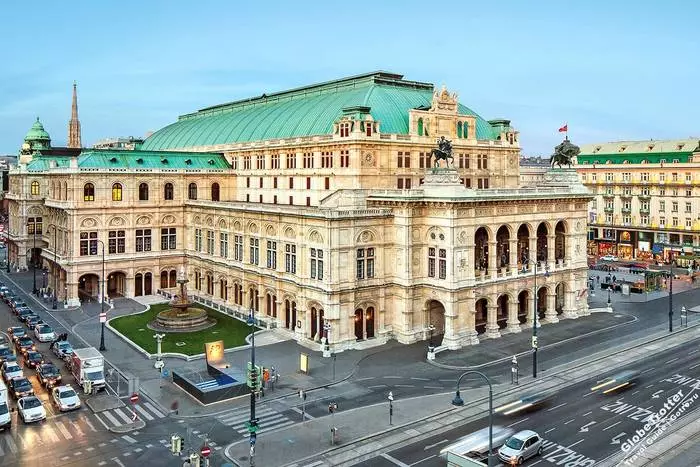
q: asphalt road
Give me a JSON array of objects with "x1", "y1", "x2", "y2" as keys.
[{"x1": 351, "y1": 337, "x2": 700, "y2": 467}]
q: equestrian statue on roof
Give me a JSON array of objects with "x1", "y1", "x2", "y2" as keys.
[
  {"x1": 550, "y1": 137, "x2": 580, "y2": 168},
  {"x1": 430, "y1": 136, "x2": 454, "y2": 168}
]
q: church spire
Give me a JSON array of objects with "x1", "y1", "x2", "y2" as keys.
[{"x1": 68, "y1": 81, "x2": 82, "y2": 148}]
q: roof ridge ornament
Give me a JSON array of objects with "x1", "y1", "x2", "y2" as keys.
[{"x1": 431, "y1": 85, "x2": 458, "y2": 113}]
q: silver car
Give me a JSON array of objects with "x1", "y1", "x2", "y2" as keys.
[{"x1": 497, "y1": 429, "x2": 543, "y2": 464}]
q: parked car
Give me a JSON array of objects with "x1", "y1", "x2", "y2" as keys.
[
  {"x1": 34, "y1": 324, "x2": 56, "y2": 343},
  {"x1": 17, "y1": 309, "x2": 33, "y2": 322},
  {"x1": 51, "y1": 385, "x2": 81, "y2": 412},
  {"x1": 600, "y1": 255, "x2": 619, "y2": 262},
  {"x1": 498, "y1": 430, "x2": 543, "y2": 464},
  {"x1": 17, "y1": 396, "x2": 46, "y2": 423}
]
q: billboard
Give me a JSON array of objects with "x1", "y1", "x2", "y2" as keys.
[{"x1": 204, "y1": 340, "x2": 225, "y2": 366}]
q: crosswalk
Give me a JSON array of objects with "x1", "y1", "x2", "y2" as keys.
[
  {"x1": 217, "y1": 406, "x2": 295, "y2": 437},
  {"x1": 93, "y1": 402, "x2": 166, "y2": 429}
]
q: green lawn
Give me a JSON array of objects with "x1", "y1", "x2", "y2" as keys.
[{"x1": 109, "y1": 303, "x2": 256, "y2": 356}]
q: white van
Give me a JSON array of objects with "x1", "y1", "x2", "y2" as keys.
[{"x1": 0, "y1": 380, "x2": 10, "y2": 429}]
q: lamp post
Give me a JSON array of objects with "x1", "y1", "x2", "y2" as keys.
[
  {"x1": 52, "y1": 225, "x2": 57, "y2": 309},
  {"x1": 669, "y1": 261, "x2": 674, "y2": 332},
  {"x1": 388, "y1": 391, "x2": 394, "y2": 425},
  {"x1": 452, "y1": 370, "x2": 494, "y2": 467},
  {"x1": 96, "y1": 239, "x2": 106, "y2": 351},
  {"x1": 246, "y1": 310, "x2": 257, "y2": 466},
  {"x1": 30, "y1": 219, "x2": 37, "y2": 295},
  {"x1": 522, "y1": 258, "x2": 549, "y2": 378}
]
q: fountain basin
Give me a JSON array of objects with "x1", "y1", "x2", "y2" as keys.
[{"x1": 150, "y1": 306, "x2": 215, "y2": 332}]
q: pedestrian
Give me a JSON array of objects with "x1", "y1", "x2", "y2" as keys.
[
  {"x1": 612, "y1": 275, "x2": 617, "y2": 283},
  {"x1": 596, "y1": 276, "x2": 600, "y2": 284}
]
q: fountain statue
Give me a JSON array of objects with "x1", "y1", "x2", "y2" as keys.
[{"x1": 151, "y1": 265, "x2": 214, "y2": 331}]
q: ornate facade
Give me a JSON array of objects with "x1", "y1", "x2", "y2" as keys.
[{"x1": 6, "y1": 72, "x2": 592, "y2": 350}]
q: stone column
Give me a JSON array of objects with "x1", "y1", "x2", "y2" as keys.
[
  {"x1": 66, "y1": 282, "x2": 80, "y2": 307},
  {"x1": 547, "y1": 235, "x2": 556, "y2": 271},
  {"x1": 544, "y1": 292, "x2": 559, "y2": 323},
  {"x1": 275, "y1": 298, "x2": 284, "y2": 327},
  {"x1": 465, "y1": 245, "x2": 476, "y2": 280},
  {"x1": 563, "y1": 289, "x2": 578, "y2": 319},
  {"x1": 528, "y1": 236, "x2": 538, "y2": 268},
  {"x1": 564, "y1": 233, "x2": 574, "y2": 266},
  {"x1": 442, "y1": 302, "x2": 461, "y2": 350},
  {"x1": 508, "y1": 239, "x2": 518, "y2": 274},
  {"x1": 487, "y1": 241, "x2": 497, "y2": 279},
  {"x1": 295, "y1": 307, "x2": 306, "y2": 339},
  {"x1": 485, "y1": 304, "x2": 501, "y2": 338},
  {"x1": 522, "y1": 293, "x2": 535, "y2": 329},
  {"x1": 506, "y1": 298, "x2": 522, "y2": 333},
  {"x1": 463, "y1": 296, "x2": 479, "y2": 345}
]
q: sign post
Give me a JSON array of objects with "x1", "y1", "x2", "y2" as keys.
[
  {"x1": 99, "y1": 312, "x2": 107, "y2": 323},
  {"x1": 130, "y1": 393, "x2": 139, "y2": 422}
]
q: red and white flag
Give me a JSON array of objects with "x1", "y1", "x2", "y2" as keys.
[{"x1": 558, "y1": 124, "x2": 568, "y2": 133}]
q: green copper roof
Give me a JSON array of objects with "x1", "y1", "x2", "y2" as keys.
[
  {"x1": 577, "y1": 139, "x2": 700, "y2": 164},
  {"x1": 142, "y1": 71, "x2": 498, "y2": 150},
  {"x1": 25, "y1": 117, "x2": 51, "y2": 142},
  {"x1": 26, "y1": 150, "x2": 229, "y2": 171}
]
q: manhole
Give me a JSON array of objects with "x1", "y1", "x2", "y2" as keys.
[{"x1": 175, "y1": 342, "x2": 187, "y2": 347}]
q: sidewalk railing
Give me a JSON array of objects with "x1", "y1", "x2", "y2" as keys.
[
  {"x1": 156, "y1": 289, "x2": 276, "y2": 329},
  {"x1": 104, "y1": 359, "x2": 133, "y2": 398}
]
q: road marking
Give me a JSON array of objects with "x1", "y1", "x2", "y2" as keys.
[
  {"x1": 564, "y1": 419, "x2": 575, "y2": 425},
  {"x1": 507, "y1": 417, "x2": 529, "y2": 428},
  {"x1": 144, "y1": 402, "x2": 165, "y2": 418},
  {"x1": 112, "y1": 456, "x2": 126, "y2": 466},
  {"x1": 641, "y1": 368, "x2": 655, "y2": 374},
  {"x1": 424, "y1": 439, "x2": 449, "y2": 450},
  {"x1": 547, "y1": 403, "x2": 567, "y2": 411},
  {"x1": 603, "y1": 421, "x2": 622, "y2": 431},
  {"x1": 61, "y1": 456, "x2": 71, "y2": 461},
  {"x1": 666, "y1": 358, "x2": 679, "y2": 364},
  {"x1": 383, "y1": 376, "x2": 402, "y2": 379},
  {"x1": 0, "y1": 441, "x2": 4, "y2": 456},
  {"x1": 529, "y1": 461, "x2": 543, "y2": 466},
  {"x1": 123, "y1": 451, "x2": 132, "y2": 456},
  {"x1": 74, "y1": 451, "x2": 82, "y2": 456},
  {"x1": 5, "y1": 436, "x2": 17, "y2": 454},
  {"x1": 291, "y1": 406, "x2": 315, "y2": 419},
  {"x1": 42, "y1": 425, "x2": 60, "y2": 443},
  {"x1": 380, "y1": 453, "x2": 410, "y2": 467},
  {"x1": 544, "y1": 428, "x2": 556, "y2": 434},
  {"x1": 111, "y1": 439, "x2": 119, "y2": 443},
  {"x1": 645, "y1": 384, "x2": 654, "y2": 388},
  {"x1": 439, "y1": 379, "x2": 457, "y2": 383},
  {"x1": 134, "y1": 405, "x2": 154, "y2": 421},
  {"x1": 69, "y1": 418, "x2": 84, "y2": 436},
  {"x1": 113, "y1": 408, "x2": 133, "y2": 424},
  {"x1": 81, "y1": 414, "x2": 97, "y2": 432},
  {"x1": 689, "y1": 349, "x2": 699, "y2": 355},
  {"x1": 134, "y1": 448, "x2": 143, "y2": 453},
  {"x1": 689, "y1": 362, "x2": 700, "y2": 370},
  {"x1": 394, "y1": 384, "x2": 415, "y2": 388},
  {"x1": 567, "y1": 439, "x2": 584, "y2": 448},
  {"x1": 304, "y1": 462, "x2": 324, "y2": 467},
  {"x1": 98, "y1": 442, "x2": 107, "y2": 447},
  {"x1": 367, "y1": 385, "x2": 387, "y2": 389},
  {"x1": 583, "y1": 391, "x2": 595, "y2": 398},
  {"x1": 583, "y1": 411, "x2": 592, "y2": 417},
  {"x1": 424, "y1": 386, "x2": 443, "y2": 389},
  {"x1": 56, "y1": 421, "x2": 73, "y2": 440},
  {"x1": 98, "y1": 462, "x2": 106, "y2": 466},
  {"x1": 102, "y1": 410, "x2": 120, "y2": 426},
  {"x1": 122, "y1": 435, "x2": 137, "y2": 444},
  {"x1": 410, "y1": 377, "x2": 430, "y2": 381},
  {"x1": 93, "y1": 413, "x2": 111, "y2": 430},
  {"x1": 86, "y1": 447, "x2": 94, "y2": 452},
  {"x1": 631, "y1": 390, "x2": 640, "y2": 395}
]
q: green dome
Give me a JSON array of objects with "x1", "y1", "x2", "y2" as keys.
[{"x1": 25, "y1": 117, "x2": 51, "y2": 143}]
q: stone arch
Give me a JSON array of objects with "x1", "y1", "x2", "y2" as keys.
[
  {"x1": 193, "y1": 216, "x2": 202, "y2": 225},
  {"x1": 536, "y1": 222, "x2": 550, "y2": 262},
  {"x1": 425, "y1": 299, "x2": 446, "y2": 341},
  {"x1": 266, "y1": 225, "x2": 276, "y2": 237},
  {"x1": 308, "y1": 229, "x2": 324, "y2": 244},
  {"x1": 136, "y1": 215, "x2": 152, "y2": 226},
  {"x1": 555, "y1": 220, "x2": 567, "y2": 261},
  {"x1": 474, "y1": 297, "x2": 489, "y2": 334},
  {"x1": 80, "y1": 217, "x2": 99, "y2": 228},
  {"x1": 555, "y1": 282, "x2": 566, "y2": 315},
  {"x1": 426, "y1": 227, "x2": 446, "y2": 243},
  {"x1": 284, "y1": 226, "x2": 295, "y2": 239},
  {"x1": 536, "y1": 286, "x2": 550, "y2": 319},
  {"x1": 233, "y1": 220, "x2": 242, "y2": 232},
  {"x1": 161, "y1": 214, "x2": 176, "y2": 225},
  {"x1": 495, "y1": 225, "x2": 512, "y2": 268},
  {"x1": 248, "y1": 222, "x2": 259, "y2": 234},
  {"x1": 308, "y1": 301, "x2": 325, "y2": 341},
  {"x1": 284, "y1": 298, "x2": 298, "y2": 330},
  {"x1": 354, "y1": 303, "x2": 377, "y2": 340},
  {"x1": 107, "y1": 271, "x2": 127, "y2": 297},
  {"x1": 474, "y1": 226, "x2": 490, "y2": 271},
  {"x1": 218, "y1": 218, "x2": 227, "y2": 229},
  {"x1": 78, "y1": 273, "x2": 100, "y2": 300},
  {"x1": 265, "y1": 290, "x2": 278, "y2": 318},
  {"x1": 205, "y1": 216, "x2": 214, "y2": 227},
  {"x1": 517, "y1": 223, "x2": 532, "y2": 265},
  {"x1": 356, "y1": 229, "x2": 377, "y2": 244},
  {"x1": 108, "y1": 216, "x2": 126, "y2": 227},
  {"x1": 28, "y1": 205, "x2": 43, "y2": 216},
  {"x1": 496, "y1": 294, "x2": 510, "y2": 329},
  {"x1": 517, "y1": 289, "x2": 530, "y2": 324}
]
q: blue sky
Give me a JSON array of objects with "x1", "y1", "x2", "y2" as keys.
[{"x1": 1, "y1": 0, "x2": 698, "y2": 155}]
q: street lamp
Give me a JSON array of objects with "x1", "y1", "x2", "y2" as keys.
[
  {"x1": 428, "y1": 324, "x2": 436, "y2": 349},
  {"x1": 388, "y1": 391, "x2": 394, "y2": 425},
  {"x1": 452, "y1": 370, "x2": 495, "y2": 467},
  {"x1": 96, "y1": 239, "x2": 106, "y2": 351},
  {"x1": 323, "y1": 322, "x2": 331, "y2": 358},
  {"x1": 669, "y1": 261, "x2": 675, "y2": 332},
  {"x1": 52, "y1": 225, "x2": 57, "y2": 309},
  {"x1": 521, "y1": 258, "x2": 549, "y2": 378},
  {"x1": 153, "y1": 334, "x2": 165, "y2": 370},
  {"x1": 246, "y1": 309, "x2": 257, "y2": 466},
  {"x1": 28, "y1": 219, "x2": 37, "y2": 295}
]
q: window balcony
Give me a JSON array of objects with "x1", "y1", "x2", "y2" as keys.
[
  {"x1": 620, "y1": 194, "x2": 632, "y2": 200},
  {"x1": 603, "y1": 193, "x2": 615, "y2": 199},
  {"x1": 638, "y1": 194, "x2": 651, "y2": 201},
  {"x1": 621, "y1": 207, "x2": 632, "y2": 214},
  {"x1": 604, "y1": 207, "x2": 614, "y2": 213},
  {"x1": 639, "y1": 208, "x2": 650, "y2": 215}
]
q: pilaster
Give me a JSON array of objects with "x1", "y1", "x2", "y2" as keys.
[
  {"x1": 485, "y1": 304, "x2": 501, "y2": 338},
  {"x1": 543, "y1": 292, "x2": 559, "y2": 323},
  {"x1": 506, "y1": 299, "x2": 522, "y2": 333}
]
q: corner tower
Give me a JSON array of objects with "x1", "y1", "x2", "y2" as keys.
[{"x1": 68, "y1": 81, "x2": 82, "y2": 148}]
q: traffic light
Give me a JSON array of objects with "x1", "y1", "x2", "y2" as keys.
[
  {"x1": 170, "y1": 435, "x2": 182, "y2": 454},
  {"x1": 247, "y1": 363, "x2": 262, "y2": 390}
]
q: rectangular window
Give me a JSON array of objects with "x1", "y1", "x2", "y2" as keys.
[
  {"x1": 477, "y1": 178, "x2": 490, "y2": 189},
  {"x1": 321, "y1": 151, "x2": 333, "y2": 168},
  {"x1": 273, "y1": 195, "x2": 277, "y2": 204},
  {"x1": 136, "y1": 229, "x2": 152, "y2": 252},
  {"x1": 686, "y1": 202, "x2": 692, "y2": 213},
  {"x1": 605, "y1": 172, "x2": 613, "y2": 182},
  {"x1": 339, "y1": 122, "x2": 350, "y2": 137},
  {"x1": 672, "y1": 201, "x2": 678, "y2": 212},
  {"x1": 207, "y1": 230, "x2": 215, "y2": 255},
  {"x1": 428, "y1": 247, "x2": 436, "y2": 278},
  {"x1": 340, "y1": 150, "x2": 350, "y2": 168},
  {"x1": 246, "y1": 194, "x2": 250, "y2": 202},
  {"x1": 195, "y1": 228, "x2": 202, "y2": 252},
  {"x1": 273, "y1": 177, "x2": 278, "y2": 189},
  {"x1": 660, "y1": 173, "x2": 666, "y2": 182},
  {"x1": 325, "y1": 177, "x2": 330, "y2": 190},
  {"x1": 285, "y1": 244, "x2": 297, "y2": 273},
  {"x1": 686, "y1": 189, "x2": 692, "y2": 197},
  {"x1": 356, "y1": 248, "x2": 375, "y2": 279},
  {"x1": 660, "y1": 217, "x2": 666, "y2": 227},
  {"x1": 243, "y1": 156, "x2": 251, "y2": 170},
  {"x1": 246, "y1": 177, "x2": 250, "y2": 188},
  {"x1": 306, "y1": 196, "x2": 311, "y2": 206},
  {"x1": 234, "y1": 235, "x2": 244, "y2": 261},
  {"x1": 419, "y1": 152, "x2": 430, "y2": 169},
  {"x1": 672, "y1": 172, "x2": 678, "y2": 182},
  {"x1": 259, "y1": 194, "x2": 263, "y2": 203},
  {"x1": 641, "y1": 172, "x2": 649, "y2": 182},
  {"x1": 289, "y1": 177, "x2": 294, "y2": 189},
  {"x1": 256, "y1": 155, "x2": 265, "y2": 170},
  {"x1": 108, "y1": 230, "x2": 125, "y2": 254},
  {"x1": 220, "y1": 232, "x2": 228, "y2": 258},
  {"x1": 249, "y1": 238, "x2": 259, "y2": 265},
  {"x1": 477, "y1": 154, "x2": 488, "y2": 170},
  {"x1": 606, "y1": 214, "x2": 613, "y2": 224},
  {"x1": 660, "y1": 188, "x2": 665, "y2": 196},
  {"x1": 591, "y1": 173, "x2": 597, "y2": 182},
  {"x1": 79, "y1": 231, "x2": 98, "y2": 256},
  {"x1": 641, "y1": 215, "x2": 649, "y2": 225},
  {"x1": 310, "y1": 248, "x2": 324, "y2": 280},
  {"x1": 464, "y1": 178, "x2": 471, "y2": 188},
  {"x1": 231, "y1": 157, "x2": 238, "y2": 170},
  {"x1": 673, "y1": 217, "x2": 679, "y2": 227},
  {"x1": 266, "y1": 240, "x2": 277, "y2": 269},
  {"x1": 622, "y1": 172, "x2": 631, "y2": 182},
  {"x1": 286, "y1": 153, "x2": 296, "y2": 169},
  {"x1": 686, "y1": 173, "x2": 692, "y2": 182},
  {"x1": 306, "y1": 177, "x2": 311, "y2": 190},
  {"x1": 161, "y1": 228, "x2": 176, "y2": 250},
  {"x1": 259, "y1": 177, "x2": 263, "y2": 188},
  {"x1": 289, "y1": 196, "x2": 293, "y2": 205},
  {"x1": 458, "y1": 153, "x2": 470, "y2": 169},
  {"x1": 303, "y1": 152, "x2": 314, "y2": 169},
  {"x1": 27, "y1": 217, "x2": 43, "y2": 234},
  {"x1": 623, "y1": 215, "x2": 631, "y2": 225},
  {"x1": 271, "y1": 154, "x2": 280, "y2": 169},
  {"x1": 686, "y1": 218, "x2": 692, "y2": 228},
  {"x1": 438, "y1": 248, "x2": 447, "y2": 279}
]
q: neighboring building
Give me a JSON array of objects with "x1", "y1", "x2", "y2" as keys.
[
  {"x1": 6, "y1": 71, "x2": 592, "y2": 351},
  {"x1": 520, "y1": 156, "x2": 550, "y2": 186},
  {"x1": 93, "y1": 137, "x2": 145, "y2": 150},
  {"x1": 575, "y1": 139, "x2": 700, "y2": 264}
]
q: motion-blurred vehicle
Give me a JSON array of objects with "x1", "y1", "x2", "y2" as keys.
[
  {"x1": 495, "y1": 390, "x2": 556, "y2": 416},
  {"x1": 51, "y1": 385, "x2": 81, "y2": 412},
  {"x1": 17, "y1": 396, "x2": 46, "y2": 423},
  {"x1": 591, "y1": 370, "x2": 641, "y2": 394},
  {"x1": 600, "y1": 255, "x2": 619, "y2": 262},
  {"x1": 439, "y1": 426, "x2": 515, "y2": 462},
  {"x1": 498, "y1": 430, "x2": 543, "y2": 465}
]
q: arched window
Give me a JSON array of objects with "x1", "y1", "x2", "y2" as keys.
[
  {"x1": 164, "y1": 182, "x2": 174, "y2": 200},
  {"x1": 457, "y1": 121, "x2": 463, "y2": 139},
  {"x1": 211, "y1": 183, "x2": 220, "y2": 201},
  {"x1": 138, "y1": 183, "x2": 149, "y2": 201},
  {"x1": 463, "y1": 122, "x2": 469, "y2": 139},
  {"x1": 56, "y1": 182, "x2": 61, "y2": 199},
  {"x1": 30, "y1": 181, "x2": 40, "y2": 196},
  {"x1": 188, "y1": 183, "x2": 197, "y2": 200},
  {"x1": 83, "y1": 183, "x2": 95, "y2": 201},
  {"x1": 112, "y1": 183, "x2": 123, "y2": 201},
  {"x1": 417, "y1": 118, "x2": 424, "y2": 136},
  {"x1": 63, "y1": 181, "x2": 68, "y2": 200}
]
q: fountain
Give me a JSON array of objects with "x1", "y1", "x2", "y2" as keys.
[{"x1": 151, "y1": 266, "x2": 214, "y2": 331}]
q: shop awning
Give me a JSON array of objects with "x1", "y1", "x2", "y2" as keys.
[{"x1": 676, "y1": 255, "x2": 697, "y2": 260}]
